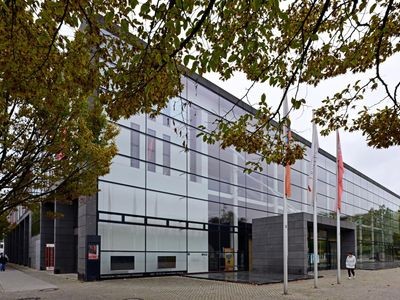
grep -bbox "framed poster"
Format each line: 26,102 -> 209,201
88,244 -> 99,260
223,247 -> 234,271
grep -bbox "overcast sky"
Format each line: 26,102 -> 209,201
204,54 -> 400,195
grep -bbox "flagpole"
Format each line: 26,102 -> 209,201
283,175 -> 288,294
337,199 -> 341,284
282,95 -> 289,295
311,114 -> 319,288
336,130 -> 341,284
313,187 -> 318,288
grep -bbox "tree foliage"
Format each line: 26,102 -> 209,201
0,0 -> 117,216
94,0 -> 400,167
1,0 -> 399,216
184,0 -> 400,159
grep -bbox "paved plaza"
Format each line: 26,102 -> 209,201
0,264 -> 399,299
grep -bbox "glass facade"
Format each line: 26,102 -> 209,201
97,76 -> 400,276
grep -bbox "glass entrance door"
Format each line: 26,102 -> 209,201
328,241 -> 337,269
318,239 -> 329,269
308,227 -> 337,270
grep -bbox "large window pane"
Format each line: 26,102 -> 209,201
98,182 -> 145,216
188,198 -> 209,223
146,227 -> 186,251
115,126 -> 145,161
100,153 -> 146,187
99,223 -> 145,251
188,230 -> 208,251
116,113 -> 146,132
246,209 -> 269,224
147,191 -> 186,220
187,80 -> 219,115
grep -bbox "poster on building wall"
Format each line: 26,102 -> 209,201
88,244 -> 99,260
45,243 -> 55,270
223,247 -> 234,271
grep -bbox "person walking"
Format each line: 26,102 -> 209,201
0,253 -> 8,271
346,252 -> 356,279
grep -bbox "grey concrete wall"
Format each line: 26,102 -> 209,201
54,201 -> 76,273
253,213 -> 308,275
18,222 -> 23,264
23,216 -> 30,265
253,212 -> 356,275
77,194 -> 98,280
288,214 -> 308,275
5,214 -> 30,266
40,202 -> 54,270
5,227 -> 17,263
253,215 -> 282,273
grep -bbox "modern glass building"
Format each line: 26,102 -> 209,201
97,73 -> 400,277
5,72 -> 400,279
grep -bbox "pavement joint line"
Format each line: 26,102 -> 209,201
38,288 -> 59,292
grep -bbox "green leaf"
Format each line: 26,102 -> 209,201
105,11 -> 114,24
121,19 -> 129,33
183,54 -> 195,66
310,34 -> 318,41
370,3 -> 377,13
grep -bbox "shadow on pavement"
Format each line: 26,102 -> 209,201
186,271 -> 314,285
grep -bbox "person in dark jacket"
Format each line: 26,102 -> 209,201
0,253 -> 8,271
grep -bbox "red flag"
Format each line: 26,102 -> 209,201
336,130 -> 344,211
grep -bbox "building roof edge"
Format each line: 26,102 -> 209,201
184,72 -> 400,200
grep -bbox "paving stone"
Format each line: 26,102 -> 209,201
1,264 -> 400,300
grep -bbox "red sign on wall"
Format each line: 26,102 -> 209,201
45,244 -> 55,270
88,244 -> 99,260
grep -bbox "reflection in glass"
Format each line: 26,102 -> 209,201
147,129 -> 156,172
162,135 -> 171,175
130,123 -> 140,168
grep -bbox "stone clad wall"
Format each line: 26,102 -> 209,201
40,202 -> 54,270
54,201 -> 77,273
253,212 -> 356,275
253,213 -> 308,275
77,195 -> 98,280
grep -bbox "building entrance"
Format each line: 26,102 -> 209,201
253,213 -> 356,275
308,227 -> 337,271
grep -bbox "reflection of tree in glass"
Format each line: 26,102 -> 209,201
209,205 -> 247,225
346,205 -> 400,262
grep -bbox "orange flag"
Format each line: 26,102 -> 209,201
283,95 -> 291,198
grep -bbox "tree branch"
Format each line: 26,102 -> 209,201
25,0 -> 70,80
250,0 -> 331,137
375,0 -> 397,107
